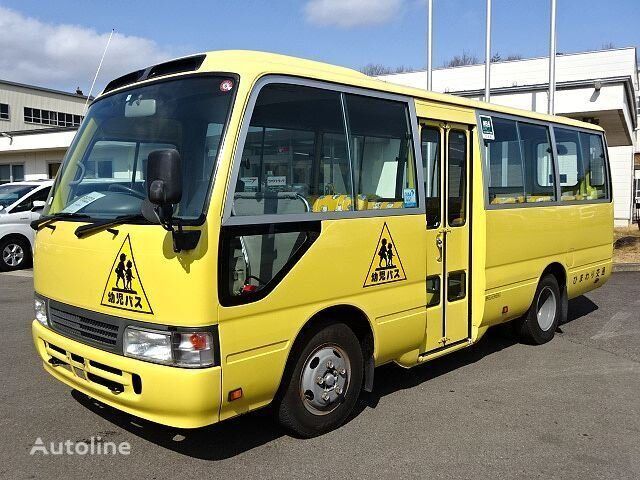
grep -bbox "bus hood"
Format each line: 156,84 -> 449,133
33,221 -> 217,327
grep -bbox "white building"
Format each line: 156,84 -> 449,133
379,47 -> 639,226
0,79 -> 88,183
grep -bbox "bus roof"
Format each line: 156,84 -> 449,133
105,50 -> 604,132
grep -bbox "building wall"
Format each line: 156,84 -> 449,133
0,149 -> 67,181
609,146 -> 635,226
382,48 -> 639,94
0,82 -> 86,133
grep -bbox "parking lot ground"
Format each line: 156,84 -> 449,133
1,272 -> 639,480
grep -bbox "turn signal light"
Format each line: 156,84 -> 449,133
228,388 -> 243,401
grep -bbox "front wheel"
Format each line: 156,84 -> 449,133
276,322 -> 364,438
518,274 -> 562,344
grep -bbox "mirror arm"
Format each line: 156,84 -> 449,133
154,206 -> 201,253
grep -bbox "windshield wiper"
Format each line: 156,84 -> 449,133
74,213 -> 147,238
31,212 -> 91,231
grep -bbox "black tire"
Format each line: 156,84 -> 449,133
0,236 -> 32,272
275,322 -> 364,438
518,274 -> 562,344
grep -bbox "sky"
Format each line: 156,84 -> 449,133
0,0 -> 638,94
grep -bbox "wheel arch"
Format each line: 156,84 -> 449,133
539,261 -> 568,322
276,304 -> 376,402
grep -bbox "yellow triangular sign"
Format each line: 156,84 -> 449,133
363,222 -> 407,288
100,234 -> 153,314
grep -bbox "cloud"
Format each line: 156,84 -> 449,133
0,6 -> 174,93
304,0 -> 404,28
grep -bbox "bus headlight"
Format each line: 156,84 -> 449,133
34,297 -> 48,327
123,327 -> 215,368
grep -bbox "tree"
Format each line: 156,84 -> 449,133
491,52 -> 502,62
444,51 -> 479,67
601,42 -> 615,50
360,64 -> 413,76
505,54 -> 523,61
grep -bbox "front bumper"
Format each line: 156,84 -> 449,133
32,320 -> 222,428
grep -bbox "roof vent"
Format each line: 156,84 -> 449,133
147,55 -> 206,79
103,69 -> 145,94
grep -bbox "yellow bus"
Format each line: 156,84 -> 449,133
31,51 -> 613,437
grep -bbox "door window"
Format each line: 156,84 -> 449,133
421,127 -> 441,228
447,130 -> 467,227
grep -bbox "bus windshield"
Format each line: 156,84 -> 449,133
48,76 -> 236,222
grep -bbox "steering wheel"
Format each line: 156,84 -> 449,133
108,183 -> 146,199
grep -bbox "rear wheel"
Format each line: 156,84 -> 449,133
518,274 -> 562,344
0,237 -> 31,272
276,322 -> 364,438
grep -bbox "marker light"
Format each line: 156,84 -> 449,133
124,327 -> 215,368
34,297 -> 48,327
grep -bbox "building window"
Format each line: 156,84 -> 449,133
0,103 -> 9,120
24,107 -> 82,127
48,162 -> 61,179
0,163 -> 25,184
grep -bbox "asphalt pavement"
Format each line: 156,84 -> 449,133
1,270 -> 639,479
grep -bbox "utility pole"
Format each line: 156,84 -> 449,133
427,0 -> 433,91
548,0 -> 557,114
484,0 -> 492,102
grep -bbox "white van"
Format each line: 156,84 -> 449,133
0,180 -> 53,271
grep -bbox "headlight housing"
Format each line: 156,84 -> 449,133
124,326 -> 216,368
34,297 -> 48,327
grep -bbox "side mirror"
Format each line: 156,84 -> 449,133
31,200 -> 46,212
146,149 -> 182,224
143,148 -> 200,253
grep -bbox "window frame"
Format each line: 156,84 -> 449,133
477,110 -> 611,209
222,75 -> 424,226
0,103 -> 9,121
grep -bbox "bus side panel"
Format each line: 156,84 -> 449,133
217,215 -> 426,420
482,201 -> 613,327
483,206 -> 568,326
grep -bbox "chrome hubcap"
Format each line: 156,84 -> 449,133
2,243 -> 24,267
300,344 -> 350,415
536,286 -> 557,331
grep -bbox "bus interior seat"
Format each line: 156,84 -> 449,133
312,194 -> 353,212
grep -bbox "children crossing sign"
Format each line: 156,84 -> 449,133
100,235 -> 153,314
363,223 -> 407,288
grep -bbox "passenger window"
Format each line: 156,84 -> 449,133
421,127 -> 441,228
555,127 -> 590,201
518,122 -> 556,203
233,84 -> 351,215
448,130 -> 466,226
346,94 -> 416,210
486,117 -> 524,204
580,132 -> 607,199
485,117 -> 556,204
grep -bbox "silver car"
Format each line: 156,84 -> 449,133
0,181 -> 53,271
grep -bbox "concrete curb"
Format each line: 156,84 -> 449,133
613,263 -> 640,272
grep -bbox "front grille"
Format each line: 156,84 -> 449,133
49,307 -> 120,348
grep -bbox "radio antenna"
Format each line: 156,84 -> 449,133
84,28 -> 115,115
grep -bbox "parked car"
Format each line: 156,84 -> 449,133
0,180 -> 53,271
